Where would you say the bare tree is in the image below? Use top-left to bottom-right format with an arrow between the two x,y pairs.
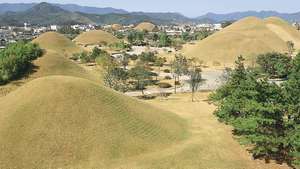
188,58 -> 202,102
287,41 -> 295,58
171,54 -> 188,94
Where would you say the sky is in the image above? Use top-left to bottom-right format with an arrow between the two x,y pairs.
0,0 -> 300,17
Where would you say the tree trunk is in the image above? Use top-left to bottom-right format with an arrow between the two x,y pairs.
192,91 -> 194,102
174,76 -> 177,94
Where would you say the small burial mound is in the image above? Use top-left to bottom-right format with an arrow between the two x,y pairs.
183,17 -> 289,67
0,76 -> 187,169
134,22 -> 158,32
32,31 -> 81,55
112,24 -> 123,31
74,30 -> 119,46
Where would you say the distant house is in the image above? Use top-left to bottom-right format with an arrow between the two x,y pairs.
50,25 -> 59,31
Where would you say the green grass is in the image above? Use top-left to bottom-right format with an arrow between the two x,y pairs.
0,75 -> 187,169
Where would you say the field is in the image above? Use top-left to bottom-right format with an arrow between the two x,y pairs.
74,30 -> 120,46
183,17 -> 300,67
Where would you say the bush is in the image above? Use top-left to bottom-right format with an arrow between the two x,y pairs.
158,82 -> 172,88
0,42 -> 43,84
163,69 -> 171,73
257,52 -> 292,78
164,76 -> 172,80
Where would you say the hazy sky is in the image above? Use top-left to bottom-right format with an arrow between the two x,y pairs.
1,0 -> 300,17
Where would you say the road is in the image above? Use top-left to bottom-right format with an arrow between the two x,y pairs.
125,69 -> 224,97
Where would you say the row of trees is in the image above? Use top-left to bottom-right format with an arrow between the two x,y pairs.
71,47 -> 110,63
210,55 -> 300,168
98,52 -> 160,93
0,42 -> 43,84
99,50 -> 202,101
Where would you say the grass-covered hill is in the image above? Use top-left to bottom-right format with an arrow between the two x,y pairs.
32,31 -> 81,56
264,17 -> 300,49
0,75 -> 187,169
0,32 -> 98,97
183,16 -> 300,67
134,22 -> 158,32
74,30 -> 120,46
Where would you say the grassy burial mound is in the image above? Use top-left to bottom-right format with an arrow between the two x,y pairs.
0,76 -> 187,169
112,23 -> 123,31
264,17 -> 300,49
31,51 -> 101,83
134,22 -> 158,32
74,30 -> 120,46
183,17 -> 293,67
32,31 -> 81,56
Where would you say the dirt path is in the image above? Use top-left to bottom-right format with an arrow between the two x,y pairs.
113,92 -> 290,169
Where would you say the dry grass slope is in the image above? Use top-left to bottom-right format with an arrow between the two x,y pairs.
32,31 -> 81,56
112,24 -> 123,31
74,30 -> 120,46
0,76 -> 187,169
264,17 -> 300,49
183,16 -> 300,67
134,22 -> 158,32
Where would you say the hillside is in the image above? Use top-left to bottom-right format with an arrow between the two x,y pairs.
32,31 -> 81,55
0,2 -> 93,26
0,3 -> 128,14
74,30 -> 119,46
183,17 -> 299,66
264,17 -> 300,49
134,22 -> 158,32
0,75 -> 187,169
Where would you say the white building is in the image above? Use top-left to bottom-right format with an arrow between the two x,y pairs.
50,25 -> 58,31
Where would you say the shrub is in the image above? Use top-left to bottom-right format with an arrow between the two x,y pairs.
0,42 -> 43,84
212,61 -> 221,66
158,82 -> 172,88
163,69 -> 171,73
164,76 -> 172,80
257,52 -> 292,78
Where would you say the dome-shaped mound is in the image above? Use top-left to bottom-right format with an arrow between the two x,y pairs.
112,24 -> 123,31
183,16 -> 288,67
32,32 -> 81,55
264,17 -> 300,49
31,51 -> 101,83
0,76 -> 186,169
74,30 -> 119,46
134,22 -> 158,32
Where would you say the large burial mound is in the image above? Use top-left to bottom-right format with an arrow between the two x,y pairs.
74,30 -> 119,46
32,32 -> 100,83
134,22 -> 158,32
32,31 -> 81,55
0,76 -> 187,169
183,17 -> 300,67
31,50 -> 101,83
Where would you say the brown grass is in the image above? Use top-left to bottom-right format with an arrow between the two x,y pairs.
32,31 -> 81,56
74,30 -> 120,46
134,22 -> 158,32
182,16 -> 300,67
0,76 -> 187,169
